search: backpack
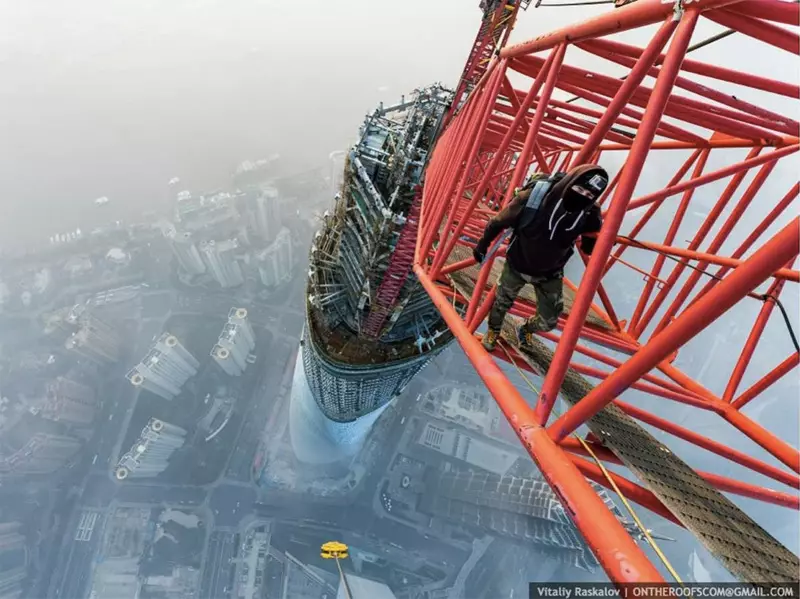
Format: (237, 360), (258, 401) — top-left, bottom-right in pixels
(516, 171), (565, 231)
(484, 171), (564, 261)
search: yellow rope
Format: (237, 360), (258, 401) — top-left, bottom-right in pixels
(497, 340), (685, 584)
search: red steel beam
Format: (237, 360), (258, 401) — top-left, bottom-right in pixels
(548, 218), (800, 444)
(415, 265), (663, 583)
(603, 149), (702, 277)
(731, 353), (800, 411)
(492, 347), (799, 494)
(704, 9), (800, 54)
(723, 277), (788, 402)
(570, 16), (678, 166)
(645, 156), (780, 337)
(726, 0), (800, 25)
(578, 41), (799, 135)
(536, 10), (701, 425)
(628, 149), (711, 335)
(500, 0), (742, 57)
(687, 183), (799, 308)
(567, 449), (799, 510)
(432, 61), (506, 272)
(568, 455), (684, 526)
(625, 145), (799, 213)
(614, 237), (800, 284)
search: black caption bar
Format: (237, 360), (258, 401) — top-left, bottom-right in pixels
(530, 583), (800, 599)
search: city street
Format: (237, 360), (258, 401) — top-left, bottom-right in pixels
(254, 499), (467, 567)
(209, 484), (258, 529)
(116, 484), (208, 506)
(199, 530), (238, 599)
(47, 509), (105, 599)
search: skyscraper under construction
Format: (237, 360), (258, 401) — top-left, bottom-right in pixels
(290, 86), (455, 462)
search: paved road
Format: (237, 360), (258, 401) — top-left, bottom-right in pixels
(199, 530), (237, 599)
(116, 484), (208, 506)
(81, 474), (117, 508)
(254, 499), (465, 566)
(47, 509), (105, 599)
(209, 484), (258, 528)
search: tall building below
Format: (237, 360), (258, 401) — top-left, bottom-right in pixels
(115, 418), (187, 480)
(253, 186), (281, 241)
(41, 376), (98, 426)
(0, 522), (27, 599)
(417, 422), (518, 476)
(337, 574), (396, 599)
(0, 433), (81, 476)
(257, 227), (294, 288)
(420, 469), (631, 572)
(127, 334), (199, 400)
(212, 310), (255, 377)
(164, 226), (206, 275)
(200, 239), (244, 288)
(227, 307), (255, 348)
(63, 305), (121, 363)
(289, 85), (454, 462)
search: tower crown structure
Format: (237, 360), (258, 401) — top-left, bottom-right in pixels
(299, 85), (455, 427)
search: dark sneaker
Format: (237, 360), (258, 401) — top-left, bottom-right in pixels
(517, 324), (535, 349)
(481, 329), (499, 352)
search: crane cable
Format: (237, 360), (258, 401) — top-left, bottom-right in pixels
(497, 341), (685, 584)
(564, 29), (737, 105)
(616, 234), (800, 354)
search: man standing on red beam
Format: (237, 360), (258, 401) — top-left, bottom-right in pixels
(473, 164), (609, 351)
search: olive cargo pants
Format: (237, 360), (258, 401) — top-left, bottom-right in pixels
(487, 261), (563, 333)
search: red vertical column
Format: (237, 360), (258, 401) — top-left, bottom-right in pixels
(535, 11), (698, 425)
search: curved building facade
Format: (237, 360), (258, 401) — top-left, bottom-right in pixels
(288, 85), (455, 461)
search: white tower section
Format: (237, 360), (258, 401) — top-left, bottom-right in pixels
(257, 228), (294, 288)
(200, 239), (244, 288)
(115, 418), (186, 480)
(63, 305), (121, 363)
(165, 226), (206, 275)
(217, 324), (248, 370)
(255, 186), (280, 240)
(127, 334), (198, 400)
(127, 367), (181, 400)
(213, 309), (256, 377)
(227, 308), (255, 349)
(155, 333), (200, 371)
(212, 345), (242, 376)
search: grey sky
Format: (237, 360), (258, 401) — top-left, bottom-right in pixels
(1, 0), (795, 244)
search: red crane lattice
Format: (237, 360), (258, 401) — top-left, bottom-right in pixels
(362, 189), (423, 339)
(414, 0), (799, 585)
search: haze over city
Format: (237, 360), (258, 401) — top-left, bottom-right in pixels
(0, 0), (797, 598)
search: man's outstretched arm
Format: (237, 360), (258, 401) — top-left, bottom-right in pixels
(473, 192), (527, 262)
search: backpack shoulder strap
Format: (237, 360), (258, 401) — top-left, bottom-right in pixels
(516, 171), (564, 230)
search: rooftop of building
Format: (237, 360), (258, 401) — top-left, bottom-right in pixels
(306, 292), (452, 368)
(338, 574), (397, 599)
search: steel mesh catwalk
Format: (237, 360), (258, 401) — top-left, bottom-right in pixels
(447, 256), (800, 584)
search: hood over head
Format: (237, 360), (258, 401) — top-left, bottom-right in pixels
(555, 164), (609, 212)
(542, 164), (608, 241)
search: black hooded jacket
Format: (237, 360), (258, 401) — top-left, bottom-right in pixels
(475, 165), (604, 278)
